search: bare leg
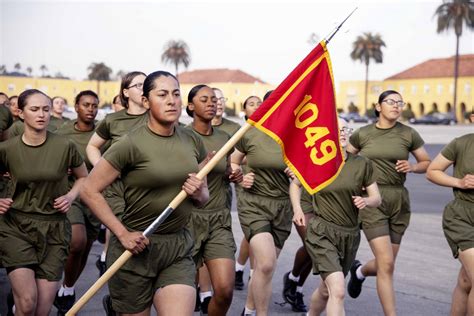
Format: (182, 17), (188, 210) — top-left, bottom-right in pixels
(458, 248), (474, 315)
(35, 279), (60, 316)
(450, 266), (470, 316)
(308, 278), (328, 316)
(206, 258), (235, 316)
(237, 238), (250, 266)
(199, 264), (212, 293)
(63, 224), (87, 287)
(324, 272), (346, 316)
(248, 233), (278, 316)
(9, 268), (37, 316)
(154, 284), (195, 316)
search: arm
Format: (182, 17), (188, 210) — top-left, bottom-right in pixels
(396, 146), (431, 174)
(80, 159), (148, 254)
(54, 163), (88, 213)
(86, 133), (108, 166)
(290, 178), (305, 226)
(352, 182), (382, 210)
(346, 143), (359, 155)
(231, 149), (254, 189)
(182, 173), (209, 207)
(426, 153), (474, 189)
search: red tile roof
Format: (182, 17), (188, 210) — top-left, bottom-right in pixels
(385, 54), (474, 80)
(178, 68), (266, 84)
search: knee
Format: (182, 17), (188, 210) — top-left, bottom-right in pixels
(458, 271), (472, 293)
(70, 233), (87, 254)
(376, 257), (395, 275)
(213, 284), (234, 305)
(328, 286), (345, 302)
(257, 260), (276, 276)
(16, 294), (37, 315)
(318, 285), (330, 300)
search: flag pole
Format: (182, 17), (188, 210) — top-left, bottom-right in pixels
(325, 7), (357, 45)
(66, 123), (253, 315)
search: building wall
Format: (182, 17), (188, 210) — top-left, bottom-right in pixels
(337, 76), (474, 117)
(0, 76), (120, 106)
(0, 76), (275, 113)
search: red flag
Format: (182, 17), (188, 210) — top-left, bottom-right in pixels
(248, 41), (344, 194)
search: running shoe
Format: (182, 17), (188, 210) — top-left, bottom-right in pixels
(96, 257), (107, 276)
(347, 260), (365, 298)
(282, 271), (297, 305)
(53, 291), (75, 314)
(235, 270), (244, 290)
(200, 296), (211, 315)
(292, 292), (308, 312)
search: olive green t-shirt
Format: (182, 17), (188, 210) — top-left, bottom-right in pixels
(314, 153), (376, 227)
(0, 107), (13, 132)
(441, 134), (474, 203)
(49, 116), (70, 131)
(349, 122), (424, 186)
(0, 132), (84, 215)
(235, 127), (289, 198)
(213, 117), (241, 136)
(96, 109), (148, 145)
(187, 126), (231, 210)
(7, 120), (57, 138)
(104, 125), (207, 233)
(57, 120), (96, 171)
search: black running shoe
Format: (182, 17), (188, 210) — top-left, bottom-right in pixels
(53, 291), (76, 314)
(97, 226), (106, 244)
(200, 296), (211, 315)
(292, 292), (308, 312)
(282, 271), (297, 305)
(96, 257), (107, 276)
(6, 290), (14, 316)
(102, 294), (117, 316)
(347, 260), (365, 298)
(235, 270), (244, 290)
(194, 287), (201, 312)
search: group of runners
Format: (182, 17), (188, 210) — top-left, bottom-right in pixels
(0, 71), (472, 316)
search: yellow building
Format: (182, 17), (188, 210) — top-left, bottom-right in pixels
(178, 68), (275, 115)
(0, 76), (120, 106)
(337, 54), (474, 118)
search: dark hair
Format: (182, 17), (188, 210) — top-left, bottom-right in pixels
(186, 84), (209, 117)
(52, 96), (67, 105)
(75, 90), (99, 105)
(112, 94), (121, 104)
(8, 95), (18, 101)
(142, 71), (178, 100)
(0, 92), (8, 98)
(18, 89), (51, 110)
(243, 95), (260, 110)
(120, 71), (146, 108)
(375, 90), (401, 117)
(263, 90), (274, 101)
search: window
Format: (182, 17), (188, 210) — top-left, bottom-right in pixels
(465, 83), (471, 94)
(411, 85), (417, 95)
(399, 85), (405, 94)
(449, 84), (454, 94)
(437, 84), (443, 95)
(424, 84), (430, 94)
(7, 84), (15, 92)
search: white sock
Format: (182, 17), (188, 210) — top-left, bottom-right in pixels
(356, 266), (366, 280)
(63, 285), (75, 296)
(100, 251), (106, 262)
(296, 286), (303, 293)
(244, 306), (256, 315)
(235, 262), (246, 272)
(200, 291), (212, 302)
(289, 272), (300, 282)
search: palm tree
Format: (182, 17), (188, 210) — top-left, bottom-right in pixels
(40, 64), (48, 77)
(0, 65), (6, 75)
(14, 63), (21, 72)
(87, 62), (113, 81)
(435, 0), (474, 123)
(350, 32), (386, 114)
(26, 66), (33, 77)
(161, 40), (191, 78)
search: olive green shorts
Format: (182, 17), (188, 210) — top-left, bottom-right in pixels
(187, 207), (236, 268)
(237, 190), (292, 249)
(0, 210), (71, 281)
(67, 199), (101, 241)
(103, 179), (126, 219)
(305, 216), (360, 279)
(107, 228), (196, 314)
(301, 189), (315, 214)
(361, 185), (410, 244)
(442, 198), (474, 258)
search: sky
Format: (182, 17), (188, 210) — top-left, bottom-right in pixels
(1, 0), (473, 87)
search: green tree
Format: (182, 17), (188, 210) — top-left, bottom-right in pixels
(87, 62), (113, 81)
(435, 0), (474, 123)
(40, 64), (48, 77)
(26, 66), (33, 77)
(14, 63), (21, 72)
(161, 40), (191, 78)
(0, 65), (6, 74)
(350, 32), (386, 114)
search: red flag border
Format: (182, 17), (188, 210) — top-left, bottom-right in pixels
(247, 41), (345, 195)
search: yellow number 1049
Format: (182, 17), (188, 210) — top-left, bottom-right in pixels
(293, 95), (337, 165)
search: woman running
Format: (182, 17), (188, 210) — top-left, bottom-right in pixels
(186, 84), (243, 315)
(426, 125), (474, 315)
(346, 90), (431, 316)
(81, 70), (208, 316)
(0, 89), (87, 316)
(292, 118), (381, 316)
(49, 96), (70, 130)
(231, 97), (293, 316)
